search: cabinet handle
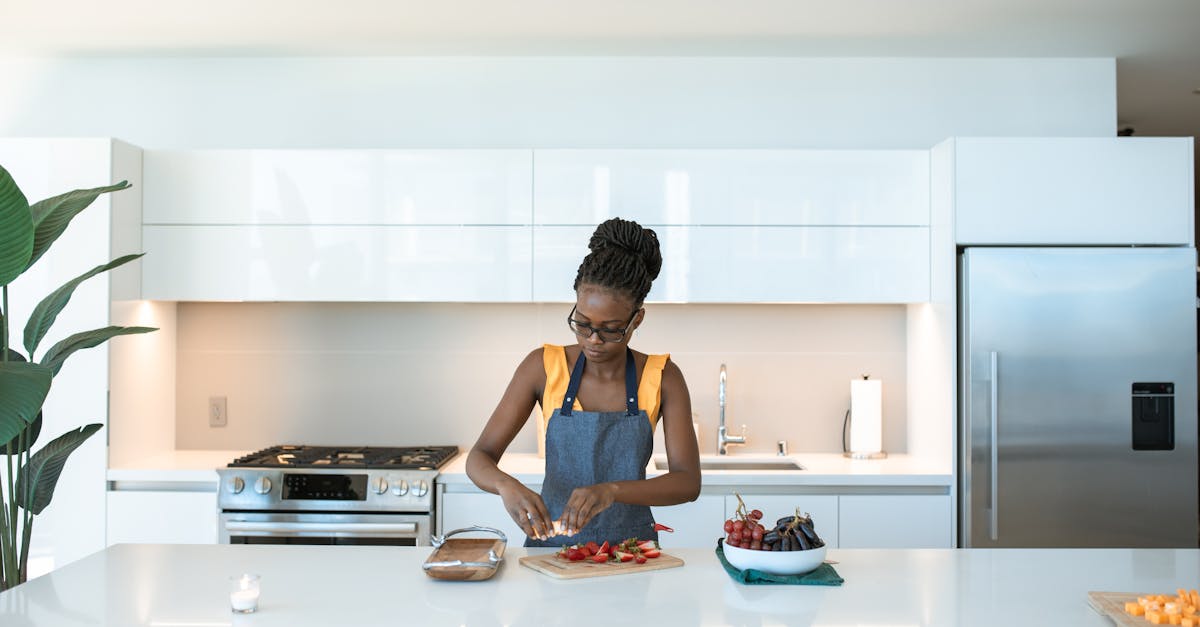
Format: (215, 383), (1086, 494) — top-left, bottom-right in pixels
(989, 351), (999, 541)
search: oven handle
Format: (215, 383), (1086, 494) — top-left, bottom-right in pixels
(224, 521), (418, 535)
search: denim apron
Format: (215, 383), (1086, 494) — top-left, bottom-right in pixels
(525, 347), (658, 547)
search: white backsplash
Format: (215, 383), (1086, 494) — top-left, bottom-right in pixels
(173, 302), (908, 455)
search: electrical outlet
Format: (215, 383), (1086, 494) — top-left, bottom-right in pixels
(209, 396), (228, 427)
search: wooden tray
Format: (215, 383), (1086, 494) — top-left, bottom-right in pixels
(519, 551), (684, 579)
(1088, 591), (1153, 626)
(422, 526), (507, 581)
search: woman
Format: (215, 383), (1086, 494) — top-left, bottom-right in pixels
(466, 217), (702, 546)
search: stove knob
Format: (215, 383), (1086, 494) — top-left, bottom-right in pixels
(373, 477), (389, 495)
(253, 476), (272, 495)
(391, 479), (409, 496)
(228, 477), (245, 494)
(413, 480), (429, 498)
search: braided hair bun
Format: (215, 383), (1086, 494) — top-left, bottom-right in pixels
(573, 217), (662, 305)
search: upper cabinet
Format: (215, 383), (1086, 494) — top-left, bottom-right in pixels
(144, 150), (534, 225)
(533, 149), (930, 226)
(949, 138), (1194, 245)
(142, 148), (933, 303)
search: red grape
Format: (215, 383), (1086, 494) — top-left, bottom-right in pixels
(750, 509), (763, 520)
(732, 520), (744, 532)
(750, 540), (762, 551)
(751, 527), (763, 541)
(723, 519), (733, 533)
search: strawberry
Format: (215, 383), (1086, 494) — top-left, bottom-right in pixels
(579, 545), (594, 557)
(636, 540), (658, 551)
(567, 548), (585, 561)
(635, 555), (648, 564)
(613, 550), (635, 562)
(641, 548), (661, 559)
(597, 541), (611, 556)
(585, 541), (600, 555)
(591, 552), (609, 563)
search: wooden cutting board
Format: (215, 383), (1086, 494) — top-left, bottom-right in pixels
(1087, 591), (1153, 626)
(519, 552), (685, 579)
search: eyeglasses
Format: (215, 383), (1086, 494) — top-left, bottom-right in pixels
(567, 305), (639, 343)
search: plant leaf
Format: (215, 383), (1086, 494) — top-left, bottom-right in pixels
(25, 181), (131, 271)
(0, 349), (42, 454)
(39, 326), (157, 376)
(17, 424), (103, 514)
(0, 361), (51, 446)
(23, 253), (145, 358)
(0, 165), (34, 286)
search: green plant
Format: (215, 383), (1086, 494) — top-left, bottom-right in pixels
(0, 163), (155, 589)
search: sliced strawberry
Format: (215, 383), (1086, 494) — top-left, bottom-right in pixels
(584, 541), (600, 555)
(591, 552), (609, 563)
(636, 540), (658, 551)
(635, 554), (648, 564)
(642, 548), (662, 559)
(597, 541), (611, 556)
(613, 550), (635, 562)
(567, 548), (585, 561)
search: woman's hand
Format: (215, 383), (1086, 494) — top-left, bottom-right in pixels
(497, 477), (555, 540)
(558, 483), (618, 536)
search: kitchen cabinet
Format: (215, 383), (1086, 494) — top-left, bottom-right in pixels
(0, 138), (142, 572)
(438, 486), (532, 544)
(838, 494), (952, 548)
(650, 495), (725, 548)
(106, 490), (219, 545)
(533, 225), (930, 302)
(533, 149), (930, 226)
(143, 149), (533, 225)
(950, 137), (1194, 245)
(723, 495), (840, 548)
(142, 225), (532, 301)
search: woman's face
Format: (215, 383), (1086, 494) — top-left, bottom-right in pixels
(571, 284), (643, 362)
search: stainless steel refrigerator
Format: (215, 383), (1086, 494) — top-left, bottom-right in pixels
(960, 247), (1198, 548)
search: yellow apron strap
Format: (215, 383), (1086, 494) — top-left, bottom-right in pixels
(542, 344), (582, 424)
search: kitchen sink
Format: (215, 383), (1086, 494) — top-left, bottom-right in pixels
(652, 455), (804, 471)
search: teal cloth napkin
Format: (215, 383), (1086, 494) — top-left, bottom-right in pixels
(715, 539), (844, 586)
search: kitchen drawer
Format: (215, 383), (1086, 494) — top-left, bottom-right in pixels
(651, 495), (725, 549)
(838, 494), (952, 548)
(534, 225), (930, 303)
(107, 490), (219, 545)
(144, 149), (533, 225)
(534, 149), (930, 226)
(143, 225), (532, 301)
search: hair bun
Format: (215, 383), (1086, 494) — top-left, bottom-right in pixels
(588, 217), (662, 282)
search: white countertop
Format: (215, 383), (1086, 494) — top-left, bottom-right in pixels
(107, 449), (247, 483)
(438, 452), (952, 487)
(1, 543), (1193, 626)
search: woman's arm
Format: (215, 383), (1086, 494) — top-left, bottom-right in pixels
(557, 359), (702, 534)
(466, 349), (556, 540)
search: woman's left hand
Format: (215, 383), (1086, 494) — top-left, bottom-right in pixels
(558, 483), (618, 536)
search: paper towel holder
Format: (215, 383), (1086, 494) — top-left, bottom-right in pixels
(843, 375), (887, 460)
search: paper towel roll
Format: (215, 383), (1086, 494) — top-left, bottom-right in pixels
(848, 378), (885, 458)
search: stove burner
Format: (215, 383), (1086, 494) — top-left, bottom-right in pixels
(230, 445), (459, 470)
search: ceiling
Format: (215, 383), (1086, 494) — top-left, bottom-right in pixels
(1, 0), (1198, 137)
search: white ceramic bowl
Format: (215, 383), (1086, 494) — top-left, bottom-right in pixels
(722, 540), (826, 576)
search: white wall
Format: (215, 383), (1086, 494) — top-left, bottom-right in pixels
(172, 302), (908, 456)
(0, 57), (1114, 148)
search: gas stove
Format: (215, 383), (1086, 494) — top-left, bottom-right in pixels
(217, 445), (459, 546)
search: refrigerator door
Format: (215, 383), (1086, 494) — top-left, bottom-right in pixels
(960, 247), (1198, 547)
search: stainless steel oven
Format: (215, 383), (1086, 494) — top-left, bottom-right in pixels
(217, 446), (457, 547)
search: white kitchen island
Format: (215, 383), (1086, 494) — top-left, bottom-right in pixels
(0, 543), (1194, 626)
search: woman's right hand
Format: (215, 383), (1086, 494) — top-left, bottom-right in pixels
(497, 478), (555, 541)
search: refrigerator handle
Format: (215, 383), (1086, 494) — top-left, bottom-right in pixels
(989, 350), (999, 541)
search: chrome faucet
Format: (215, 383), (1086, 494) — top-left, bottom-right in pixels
(717, 364), (746, 455)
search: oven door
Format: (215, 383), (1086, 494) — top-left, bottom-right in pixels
(220, 511), (430, 546)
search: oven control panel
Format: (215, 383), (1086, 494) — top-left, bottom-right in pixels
(218, 468), (437, 512)
(282, 473), (368, 500)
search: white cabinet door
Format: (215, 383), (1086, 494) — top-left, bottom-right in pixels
(143, 225), (532, 301)
(953, 137), (1193, 245)
(534, 225), (929, 303)
(838, 494), (952, 548)
(534, 150), (930, 226)
(107, 491), (219, 545)
(439, 488), (530, 545)
(144, 149), (533, 225)
(724, 495), (839, 548)
(650, 495), (725, 548)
